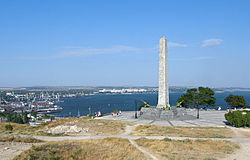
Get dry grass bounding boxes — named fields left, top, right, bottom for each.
left=0, top=135, right=43, bottom=143
left=14, top=138, right=146, bottom=160
left=236, top=128, right=250, bottom=138
left=75, top=119, right=134, bottom=135
left=45, top=117, right=135, bottom=136
left=0, top=117, right=134, bottom=136
left=0, top=122, right=63, bottom=136
left=135, top=138, right=240, bottom=160
left=131, top=125, right=235, bottom=138
left=0, top=122, right=40, bottom=134
left=46, top=117, right=89, bottom=128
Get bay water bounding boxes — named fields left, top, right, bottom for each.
left=54, top=91, right=250, bottom=117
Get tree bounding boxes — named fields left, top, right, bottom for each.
left=22, top=112, right=29, bottom=123
left=225, top=94, right=246, bottom=109
left=178, top=87, right=216, bottom=119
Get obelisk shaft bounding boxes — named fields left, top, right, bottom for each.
left=157, top=36, right=169, bottom=108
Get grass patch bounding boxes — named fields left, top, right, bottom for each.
left=135, top=138, right=240, bottom=160
left=0, top=135, right=43, bottom=143
left=14, top=138, right=146, bottom=160
left=131, top=125, right=235, bottom=138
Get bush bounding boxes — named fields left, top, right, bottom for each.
left=138, top=102, right=150, bottom=111
left=225, top=111, right=250, bottom=127
left=5, top=124, right=13, bottom=132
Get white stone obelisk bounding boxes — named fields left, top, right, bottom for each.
left=157, top=36, right=169, bottom=108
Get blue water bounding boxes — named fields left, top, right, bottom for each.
left=54, top=91, right=250, bottom=117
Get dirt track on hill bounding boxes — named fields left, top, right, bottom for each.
left=0, top=142, right=42, bottom=160
left=221, top=128, right=250, bottom=160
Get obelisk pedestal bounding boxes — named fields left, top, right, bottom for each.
left=157, top=36, right=169, bottom=108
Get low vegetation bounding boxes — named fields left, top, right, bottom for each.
left=14, top=138, right=146, bottom=160
left=5, top=124, right=13, bottom=132
left=0, top=122, right=62, bottom=136
left=0, top=135, right=43, bottom=143
left=135, top=138, right=240, bottom=160
left=0, top=122, right=40, bottom=134
left=131, top=125, right=235, bottom=138
left=225, top=110, right=250, bottom=127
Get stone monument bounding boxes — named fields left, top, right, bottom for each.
left=157, top=36, right=169, bottom=108
left=139, top=36, right=196, bottom=121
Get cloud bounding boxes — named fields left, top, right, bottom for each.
left=56, top=45, right=145, bottom=58
left=201, top=39, right=223, bottom=47
left=12, top=41, right=189, bottom=60
left=56, top=41, right=188, bottom=58
left=168, top=42, right=188, bottom=47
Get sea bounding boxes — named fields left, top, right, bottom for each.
left=54, top=91, right=250, bottom=117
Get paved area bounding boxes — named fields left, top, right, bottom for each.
left=99, top=110, right=228, bottom=127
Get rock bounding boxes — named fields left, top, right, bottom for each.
left=46, top=125, right=89, bottom=134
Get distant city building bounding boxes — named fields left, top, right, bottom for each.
left=99, top=88, right=147, bottom=93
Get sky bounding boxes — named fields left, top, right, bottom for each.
left=0, top=0, right=250, bottom=88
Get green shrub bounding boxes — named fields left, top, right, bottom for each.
left=138, top=102, right=150, bottom=111
left=5, top=124, right=13, bottom=132
left=225, top=110, right=250, bottom=127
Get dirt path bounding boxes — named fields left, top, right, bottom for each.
left=33, top=134, right=250, bottom=142
left=128, top=139, right=158, bottom=160
left=221, top=128, right=250, bottom=160
left=0, top=142, right=42, bottom=160
left=120, top=124, right=139, bottom=136
left=124, top=124, right=158, bottom=160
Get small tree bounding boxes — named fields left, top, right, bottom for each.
left=225, top=94, right=246, bottom=109
left=178, top=87, right=216, bottom=119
